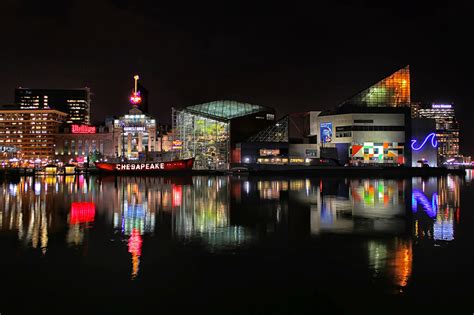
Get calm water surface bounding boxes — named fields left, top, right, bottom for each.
left=0, top=173, right=472, bottom=314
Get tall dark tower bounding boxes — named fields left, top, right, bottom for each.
left=137, top=81, right=149, bottom=113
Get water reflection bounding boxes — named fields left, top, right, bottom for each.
left=368, top=239, right=412, bottom=292
left=0, top=173, right=465, bottom=288
left=412, top=176, right=461, bottom=242
left=311, top=178, right=408, bottom=235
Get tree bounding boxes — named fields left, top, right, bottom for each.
left=88, top=150, right=103, bottom=163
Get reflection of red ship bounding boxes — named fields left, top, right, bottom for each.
left=95, top=158, right=195, bottom=173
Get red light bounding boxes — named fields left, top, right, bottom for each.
left=72, top=125, right=96, bottom=134
left=130, top=92, right=142, bottom=105
left=70, top=202, right=95, bottom=224
left=128, top=228, right=142, bottom=257
left=172, top=184, right=182, bottom=207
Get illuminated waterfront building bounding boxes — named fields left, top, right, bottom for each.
left=0, top=109, right=67, bottom=161
left=309, top=108, right=411, bottom=165
left=305, top=67, right=413, bottom=165
left=173, top=100, right=275, bottom=169
left=15, top=88, right=91, bottom=125
left=54, top=123, right=115, bottom=163
left=415, top=103, right=460, bottom=163
left=113, top=76, right=158, bottom=160
left=114, top=109, right=157, bottom=160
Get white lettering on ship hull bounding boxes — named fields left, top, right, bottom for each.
left=115, top=163, right=165, bottom=171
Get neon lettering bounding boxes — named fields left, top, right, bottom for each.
left=72, top=125, right=96, bottom=134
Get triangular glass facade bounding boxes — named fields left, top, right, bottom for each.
left=341, top=66, right=411, bottom=108
left=247, top=116, right=289, bottom=142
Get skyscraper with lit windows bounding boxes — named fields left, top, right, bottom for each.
left=15, top=88, right=91, bottom=125
left=416, top=103, right=460, bottom=163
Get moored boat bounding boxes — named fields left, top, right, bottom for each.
left=95, top=158, right=195, bottom=173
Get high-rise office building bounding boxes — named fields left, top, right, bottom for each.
left=0, top=109, right=67, bottom=160
left=416, top=103, right=460, bottom=163
left=15, top=88, right=91, bottom=125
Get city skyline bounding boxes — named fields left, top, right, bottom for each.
left=0, top=2, right=472, bottom=155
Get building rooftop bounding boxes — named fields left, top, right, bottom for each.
left=184, top=100, right=271, bottom=120
left=339, top=65, right=411, bottom=108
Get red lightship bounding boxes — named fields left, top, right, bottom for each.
left=95, top=158, right=195, bottom=173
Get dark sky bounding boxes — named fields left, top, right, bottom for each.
left=1, top=1, right=473, bottom=154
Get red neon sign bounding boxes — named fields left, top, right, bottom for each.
left=130, top=91, right=142, bottom=105
left=72, top=125, right=96, bottom=134
left=70, top=202, right=96, bottom=224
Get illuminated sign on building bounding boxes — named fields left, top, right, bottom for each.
left=432, top=104, right=452, bottom=109
left=0, top=145, right=17, bottom=153
left=172, top=140, right=182, bottom=149
left=411, top=132, right=438, bottom=151
left=123, top=127, right=146, bottom=132
left=71, top=124, right=96, bottom=134
left=130, top=75, right=142, bottom=106
left=260, top=149, right=280, bottom=156
left=320, top=122, right=333, bottom=143
left=130, top=91, right=142, bottom=105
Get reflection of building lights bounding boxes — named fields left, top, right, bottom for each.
left=412, top=189, right=437, bottom=218
left=244, top=181, right=250, bottom=194
left=34, top=182, right=41, bottom=195
left=172, top=184, right=182, bottom=207
left=393, top=240, right=412, bottom=289
left=70, top=202, right=95, bottom=225
left=128, top=228, right=142, bottom=279
left=128, top=228, right=142, bottom=256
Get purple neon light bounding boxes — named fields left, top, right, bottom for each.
left=411, top=133, right=438, bottom=151
left=412, top=189, right=437, bottom=218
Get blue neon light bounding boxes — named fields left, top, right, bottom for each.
left=412, top=189, right=437, bottom=218
left=411, top=133, right=438, bottom=151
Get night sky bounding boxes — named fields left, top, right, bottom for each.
left=1, top=1, right=473, bottom=154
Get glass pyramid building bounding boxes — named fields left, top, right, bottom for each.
left=247, top=116, right=289, bottom=142
left=340, top=66, right=411, bottom=108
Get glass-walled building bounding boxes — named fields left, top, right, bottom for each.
left=172, top=100, right=275, bottom=169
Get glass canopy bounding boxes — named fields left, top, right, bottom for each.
left=185, top=100, right=269, bottom=120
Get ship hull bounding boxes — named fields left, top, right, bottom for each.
left=95, top=158, right=194, bottom=173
